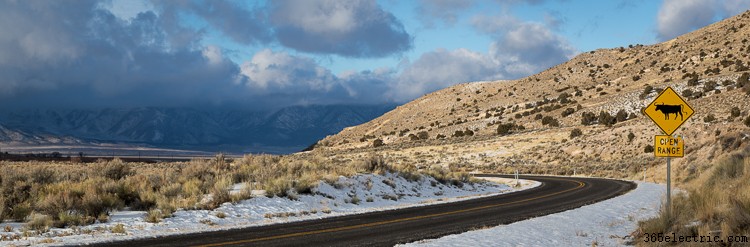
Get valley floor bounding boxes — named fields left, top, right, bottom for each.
left=401, top=181, right=664, bottom=246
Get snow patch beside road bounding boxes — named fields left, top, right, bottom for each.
left=400, top=181, right=664, bottom=247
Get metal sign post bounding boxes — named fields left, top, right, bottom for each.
left=666, top=156, right=671, bottom=216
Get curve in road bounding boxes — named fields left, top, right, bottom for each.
left=94, top=175, right=636, bottom=247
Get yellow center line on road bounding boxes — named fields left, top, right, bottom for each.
left=196, top=178, right=586, bottom=247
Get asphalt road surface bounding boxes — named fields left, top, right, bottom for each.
left=91, top=175, right=636, bottom=247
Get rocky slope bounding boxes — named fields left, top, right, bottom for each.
left=311, top=11, right=750, bottom=183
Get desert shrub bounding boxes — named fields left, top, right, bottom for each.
left=408, top=134, right=420, bottom=141
left=496, top=123, right=523, bottom=136
left=80, top=188, right=120, bottom=218
left=541, top=116, right=554, bottom=125
left=36, top=186, right=81, bottom=219
left=615, top=110, right=628, bottom=122
left=738, top=72, right=750, bottom=88
left=96, top=158, right=132, bottom=180
left=453, top=130, right=465, bottom=137
left=561, top=108, right=575, bottom=117
left=463, top=129, right=474, bottom=136
left=681, top=89, right=694, bottom=99
left=644, top=145, right=654, bottom=153
left=707, top=155, right=744, bottom=186
left=0, top=194, right=4, bottom=222
left=372, top=139, right=384, bottom=147
left=598, top=111, right=615, bottom=126
left=569, top=128, right=583, bottom=138
left=730, top=107, right=741, bottom=119
left=745, top=115, right=750, bottom=127
left=145, top=209, right=162, bottom=223
left=558, top=92, right=571, bottom=104
left=206, top=180, right=232, bottom=208
left=26, top=213, right=53, bottom=233
left=417, top=131, right=429, bottom=140
left=212, top=153, right=230, bottom=171
left=632, top=75, right=641, bottom=81
left=581, top=111, right=597, bottom=125
left=111, top=223, right=126, bottom=234
left=264, top=176, right=293, bottom=198
left=639, top=85, right=653, bottom=99
left=31, top=167, right=57, bottom=184
left=55, top=212, right=86, bottom=228
left=703, top=114, right=716, bottom=123
left=628, top=132, right=636, bottom=143
left=357, top=155, right=391, bottom=174
left=12, top=203, right=32, bottom=222
left=159, top=183, right=182, bottom=198
left=703, top=80, right=718, bottom=92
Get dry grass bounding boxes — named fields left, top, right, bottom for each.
left=637, top=148, right=750, bottom=245
left=0, top=152, right=454, bottom=228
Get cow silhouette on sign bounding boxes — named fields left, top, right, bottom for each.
left=655, top=103, right=684, bottom=121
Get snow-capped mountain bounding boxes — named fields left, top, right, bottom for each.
left=0, top=105, right=393, bottom=153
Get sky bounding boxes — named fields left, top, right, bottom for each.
left=0, top=0, right=749, bottom=111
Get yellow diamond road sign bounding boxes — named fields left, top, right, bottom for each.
left=643, top=87, right=694, bottom=136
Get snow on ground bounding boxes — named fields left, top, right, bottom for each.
left=400, top=181, right=665, bottom=247
left=0, top=173, right=539, bottom=246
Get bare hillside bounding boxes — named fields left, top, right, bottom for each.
left=307, top=11, right=750, bottom=184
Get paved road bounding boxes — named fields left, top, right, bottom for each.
left=92, top=175, right=636, bottom=247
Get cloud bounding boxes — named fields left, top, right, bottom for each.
left=0, top=0, right=243, bottom=109
left=473, top=15, right=577, bottom=77
left=0, top=0, right=409, bottom=110
left=164, top=0, right=272, bottom=45
left=390, top=49, right=501, bottom=101
left=721, top=0, right=750, bottom=16
left=656, top=0, right=718, bottom=40
left=240, top=49, right=337, bottom=91
left=416, top=0, right=475, bottom=27
left=0, top=0, right=580, bottom=112
left=268, top=0, right=413, bottom=58
left=656, top=0, right=750, bottom=41
left=237, top=49, right=400, bottom=106
left=386, top=14, right=577, bottom=101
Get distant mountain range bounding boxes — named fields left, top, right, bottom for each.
left=0, top=105, right=394, bottom=154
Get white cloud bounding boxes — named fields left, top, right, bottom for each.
left=383, top=14, right=577, bottom=101
left=489, top=20, right=577, bottom=76
left=269, top=0, right=412, bottom=57
left=722, top=0, right=750, bottom=16
left=202, top=45, right=224, bottom=66
left=656, top=0, right=750, bottom=41
left=657, top=0, right=717, bottom=40
left=391, top=48, right=502, bottom=101
left=240, top=49, right=336, bottom=91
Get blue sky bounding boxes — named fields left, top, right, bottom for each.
left=0, top=0, right=748, bottom=110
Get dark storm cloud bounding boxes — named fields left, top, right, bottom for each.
left=0, top=0, right=243, bottom=109
left=0, top=0, right=410, bottom=110
left=153, top=0, right=273, bottom=46
left=268, top=0, right=413, bottom=58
